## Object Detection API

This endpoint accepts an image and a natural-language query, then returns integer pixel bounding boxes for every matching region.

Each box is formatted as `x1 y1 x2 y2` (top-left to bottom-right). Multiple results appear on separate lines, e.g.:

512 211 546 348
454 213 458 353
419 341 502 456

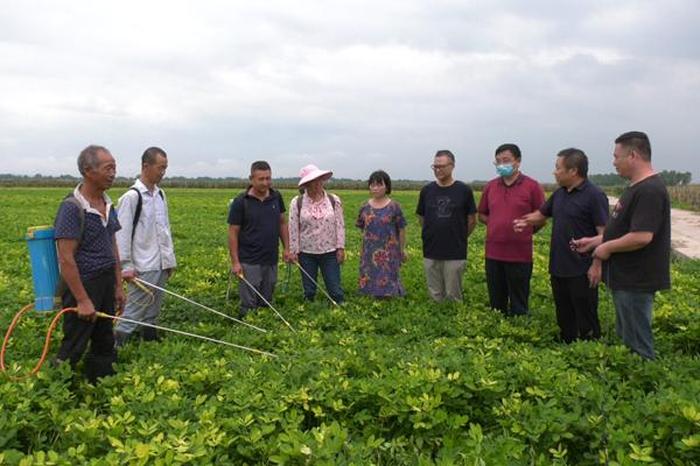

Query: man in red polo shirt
478 143 545 315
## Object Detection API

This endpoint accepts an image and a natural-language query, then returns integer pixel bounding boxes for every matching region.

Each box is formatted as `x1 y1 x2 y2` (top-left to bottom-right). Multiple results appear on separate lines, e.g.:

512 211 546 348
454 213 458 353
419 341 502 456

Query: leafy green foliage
1 187 698 465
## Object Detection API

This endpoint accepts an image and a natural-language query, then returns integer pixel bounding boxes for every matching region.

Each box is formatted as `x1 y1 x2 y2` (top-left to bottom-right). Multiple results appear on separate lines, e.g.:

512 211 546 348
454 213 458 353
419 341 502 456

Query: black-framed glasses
431 163 452 170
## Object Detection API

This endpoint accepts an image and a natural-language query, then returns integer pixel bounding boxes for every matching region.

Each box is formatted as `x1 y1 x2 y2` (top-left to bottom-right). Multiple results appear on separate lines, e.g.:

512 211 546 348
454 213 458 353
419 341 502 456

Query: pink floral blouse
289 192 345 254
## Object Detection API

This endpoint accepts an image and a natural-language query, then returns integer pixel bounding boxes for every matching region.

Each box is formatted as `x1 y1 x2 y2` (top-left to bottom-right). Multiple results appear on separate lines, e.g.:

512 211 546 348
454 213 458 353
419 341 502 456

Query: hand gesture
513 212 537 233
570 236 597 254
513 218 529 233
592 244 611 261
283 249 295 264
115 285 126 316
587 260 602 288
77 298 97 322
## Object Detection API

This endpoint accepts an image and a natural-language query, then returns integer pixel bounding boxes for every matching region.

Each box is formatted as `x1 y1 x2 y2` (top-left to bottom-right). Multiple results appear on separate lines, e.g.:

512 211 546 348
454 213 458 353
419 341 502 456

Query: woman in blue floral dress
356 170 407 297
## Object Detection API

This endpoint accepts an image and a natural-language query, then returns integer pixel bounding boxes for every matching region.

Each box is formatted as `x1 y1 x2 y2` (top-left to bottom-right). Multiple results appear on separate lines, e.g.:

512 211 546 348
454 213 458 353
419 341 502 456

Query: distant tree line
0 173 433 190
0 170 692 190
589 170 692 187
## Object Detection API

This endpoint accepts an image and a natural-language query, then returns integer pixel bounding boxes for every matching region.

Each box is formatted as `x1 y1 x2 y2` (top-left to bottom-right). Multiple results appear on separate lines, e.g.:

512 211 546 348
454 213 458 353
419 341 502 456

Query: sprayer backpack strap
54 194 86 299
296 192 337 218
296 191 337 235
62 194 86 246
129 187 165 240
232 191 251 227
54 193 116 300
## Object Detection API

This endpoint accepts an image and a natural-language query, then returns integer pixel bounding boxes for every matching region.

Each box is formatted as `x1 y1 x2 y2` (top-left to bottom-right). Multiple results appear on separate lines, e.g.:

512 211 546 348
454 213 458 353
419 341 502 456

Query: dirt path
609 197 700 260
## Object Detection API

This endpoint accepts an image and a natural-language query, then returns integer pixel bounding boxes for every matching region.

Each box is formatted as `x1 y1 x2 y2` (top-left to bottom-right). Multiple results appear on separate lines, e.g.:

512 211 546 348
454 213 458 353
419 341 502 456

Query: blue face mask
496 163 515 177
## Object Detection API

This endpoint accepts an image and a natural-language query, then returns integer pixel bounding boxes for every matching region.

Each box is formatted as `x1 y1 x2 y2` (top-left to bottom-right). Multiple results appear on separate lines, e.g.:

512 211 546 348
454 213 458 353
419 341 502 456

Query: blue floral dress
356 201 407 297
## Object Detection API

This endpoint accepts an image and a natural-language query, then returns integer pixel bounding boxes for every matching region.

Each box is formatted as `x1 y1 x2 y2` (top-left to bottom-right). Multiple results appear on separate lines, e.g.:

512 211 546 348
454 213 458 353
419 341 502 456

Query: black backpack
128 187 165 239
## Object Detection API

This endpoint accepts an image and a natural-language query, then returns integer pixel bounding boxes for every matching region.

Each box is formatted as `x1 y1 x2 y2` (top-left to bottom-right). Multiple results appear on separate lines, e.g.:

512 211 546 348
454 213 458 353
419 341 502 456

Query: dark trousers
57 269 117 383
485 259 532 315
551 275 601 343
298 251 344 303
238 263 278 316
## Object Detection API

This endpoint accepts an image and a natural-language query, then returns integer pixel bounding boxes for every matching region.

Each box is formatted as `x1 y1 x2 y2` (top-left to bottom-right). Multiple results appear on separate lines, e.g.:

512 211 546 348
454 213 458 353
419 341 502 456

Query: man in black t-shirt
573 132 670 360
416 150 477 301
228 161 292 318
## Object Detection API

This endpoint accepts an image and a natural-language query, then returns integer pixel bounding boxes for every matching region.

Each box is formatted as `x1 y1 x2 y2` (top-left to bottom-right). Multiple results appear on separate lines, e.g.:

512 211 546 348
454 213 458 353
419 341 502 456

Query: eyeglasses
431 164 453 170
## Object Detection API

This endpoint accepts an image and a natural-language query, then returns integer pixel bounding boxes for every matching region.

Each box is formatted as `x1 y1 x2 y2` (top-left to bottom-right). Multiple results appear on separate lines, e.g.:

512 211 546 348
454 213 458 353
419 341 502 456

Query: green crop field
1 187 699 465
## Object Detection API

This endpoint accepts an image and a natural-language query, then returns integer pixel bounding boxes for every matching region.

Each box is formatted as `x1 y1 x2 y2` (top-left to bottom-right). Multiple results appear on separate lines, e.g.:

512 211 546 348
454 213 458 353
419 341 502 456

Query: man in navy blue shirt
54 145 124 383
228 161 292 318
515 148 608 342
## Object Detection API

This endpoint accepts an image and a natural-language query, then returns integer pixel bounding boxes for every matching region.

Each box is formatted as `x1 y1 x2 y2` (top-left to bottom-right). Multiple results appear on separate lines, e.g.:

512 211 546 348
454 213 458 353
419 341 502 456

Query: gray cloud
0 0 698 183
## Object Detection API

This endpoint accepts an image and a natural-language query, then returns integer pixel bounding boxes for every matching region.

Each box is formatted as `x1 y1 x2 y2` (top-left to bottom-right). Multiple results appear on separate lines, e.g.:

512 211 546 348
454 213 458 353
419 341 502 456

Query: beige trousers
423 258 466 302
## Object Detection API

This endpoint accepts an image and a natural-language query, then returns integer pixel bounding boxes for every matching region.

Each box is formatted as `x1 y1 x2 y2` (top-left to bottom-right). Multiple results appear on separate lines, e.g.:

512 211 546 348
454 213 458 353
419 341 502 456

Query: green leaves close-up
1 187 698 465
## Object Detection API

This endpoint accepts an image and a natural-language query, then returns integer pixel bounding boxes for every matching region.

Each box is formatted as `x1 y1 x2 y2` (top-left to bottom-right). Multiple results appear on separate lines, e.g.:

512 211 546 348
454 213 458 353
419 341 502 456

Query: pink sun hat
298 164 333 187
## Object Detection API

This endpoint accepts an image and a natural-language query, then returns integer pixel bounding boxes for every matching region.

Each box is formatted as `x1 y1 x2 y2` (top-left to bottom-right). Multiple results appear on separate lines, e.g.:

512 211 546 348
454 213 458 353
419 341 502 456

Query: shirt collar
134 178 160 196
567 179 589 193
73 183 113 222
499 172 525 187
246 186 276 201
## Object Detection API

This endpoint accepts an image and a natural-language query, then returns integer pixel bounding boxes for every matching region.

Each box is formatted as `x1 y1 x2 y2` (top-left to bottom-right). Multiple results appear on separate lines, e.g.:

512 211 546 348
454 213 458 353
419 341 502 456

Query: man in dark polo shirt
478 143 545 316
573 132 670 360
228 161 291 318
54 145 124 383
416 150 477 302
514 148 609 342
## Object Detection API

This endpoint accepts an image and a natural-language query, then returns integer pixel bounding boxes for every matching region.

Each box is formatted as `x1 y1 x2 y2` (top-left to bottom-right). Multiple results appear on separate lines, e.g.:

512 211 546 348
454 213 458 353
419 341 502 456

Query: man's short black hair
615 131 651 161
250 160 271 173
495 143 521 160
368 170 392 194
434 150 455 164
142 147 167 165
557 148 588 178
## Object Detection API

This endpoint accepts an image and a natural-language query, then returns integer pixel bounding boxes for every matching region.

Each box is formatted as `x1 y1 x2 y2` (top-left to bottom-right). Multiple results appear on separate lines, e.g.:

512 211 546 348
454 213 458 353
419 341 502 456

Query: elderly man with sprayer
53 145 124 383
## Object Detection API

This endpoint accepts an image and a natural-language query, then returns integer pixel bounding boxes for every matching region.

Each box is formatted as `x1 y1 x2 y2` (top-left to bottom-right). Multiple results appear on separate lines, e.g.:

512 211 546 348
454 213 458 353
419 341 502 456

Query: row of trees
0 170 692 189
0 174 434 190
589 170 692 186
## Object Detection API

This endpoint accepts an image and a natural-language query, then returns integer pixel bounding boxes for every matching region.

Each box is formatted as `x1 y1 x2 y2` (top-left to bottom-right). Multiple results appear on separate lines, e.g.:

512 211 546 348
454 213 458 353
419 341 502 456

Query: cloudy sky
1 0 699 182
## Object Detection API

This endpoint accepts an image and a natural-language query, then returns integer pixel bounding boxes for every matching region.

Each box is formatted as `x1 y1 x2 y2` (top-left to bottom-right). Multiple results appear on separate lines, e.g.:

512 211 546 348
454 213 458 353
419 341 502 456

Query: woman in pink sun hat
289 164 345 303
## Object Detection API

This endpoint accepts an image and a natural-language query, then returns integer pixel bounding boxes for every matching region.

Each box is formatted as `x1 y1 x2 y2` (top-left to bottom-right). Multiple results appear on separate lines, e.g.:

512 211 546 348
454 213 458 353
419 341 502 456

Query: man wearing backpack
228 161 292 319
114 147 176 347
54 145 124 383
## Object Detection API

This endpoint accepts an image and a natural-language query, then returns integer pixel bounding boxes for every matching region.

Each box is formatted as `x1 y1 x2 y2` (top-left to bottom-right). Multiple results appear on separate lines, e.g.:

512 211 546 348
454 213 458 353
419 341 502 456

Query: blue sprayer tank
26 226 60 311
